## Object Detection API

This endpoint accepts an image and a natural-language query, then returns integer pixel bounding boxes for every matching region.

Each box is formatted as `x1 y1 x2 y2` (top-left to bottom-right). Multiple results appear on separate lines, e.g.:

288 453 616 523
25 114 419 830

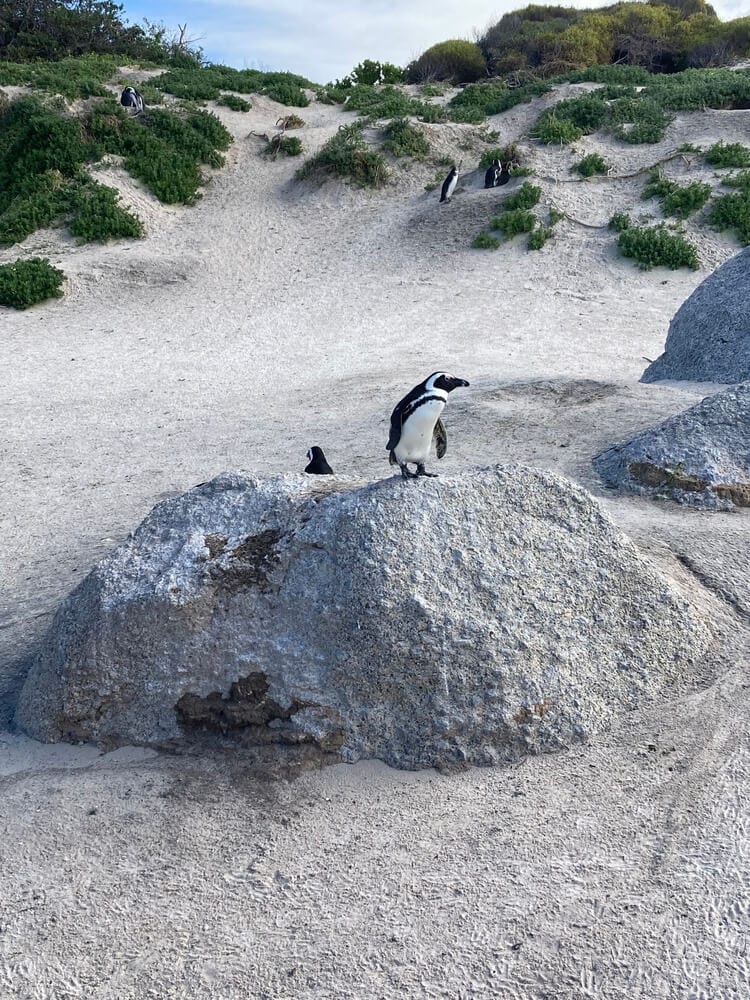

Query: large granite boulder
642 247 750 383
16 467 708 769
594 384 750 509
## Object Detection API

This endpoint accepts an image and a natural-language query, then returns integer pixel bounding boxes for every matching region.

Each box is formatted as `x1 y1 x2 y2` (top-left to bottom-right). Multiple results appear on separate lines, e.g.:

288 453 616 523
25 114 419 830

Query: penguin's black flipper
434 417 447 459
386 406 403 452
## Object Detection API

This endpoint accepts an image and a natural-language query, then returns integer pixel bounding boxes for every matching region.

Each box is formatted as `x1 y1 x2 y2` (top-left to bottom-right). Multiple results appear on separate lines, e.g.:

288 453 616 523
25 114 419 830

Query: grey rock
16 467 708 770
642 246 750 383
594 383 750 509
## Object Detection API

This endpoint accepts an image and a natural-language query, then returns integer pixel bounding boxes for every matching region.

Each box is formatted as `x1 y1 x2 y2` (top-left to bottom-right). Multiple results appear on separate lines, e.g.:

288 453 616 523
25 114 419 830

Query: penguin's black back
440 167 457 202
305 446 333 475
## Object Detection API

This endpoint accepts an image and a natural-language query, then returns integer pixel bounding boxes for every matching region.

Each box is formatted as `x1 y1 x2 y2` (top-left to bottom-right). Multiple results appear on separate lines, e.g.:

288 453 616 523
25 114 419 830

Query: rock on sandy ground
2 86 750 998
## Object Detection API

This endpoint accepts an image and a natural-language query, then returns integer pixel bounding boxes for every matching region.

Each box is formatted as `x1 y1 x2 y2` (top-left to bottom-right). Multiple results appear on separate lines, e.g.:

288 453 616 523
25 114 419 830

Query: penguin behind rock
305 446 334 475
386 372 470 479
440 165 458 203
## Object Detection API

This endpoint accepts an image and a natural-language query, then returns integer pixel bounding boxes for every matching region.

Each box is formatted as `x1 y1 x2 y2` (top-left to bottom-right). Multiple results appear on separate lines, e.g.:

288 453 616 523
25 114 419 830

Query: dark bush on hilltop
0 257 64 309
345 60 404 86
296 123 388 188
407 39 487 84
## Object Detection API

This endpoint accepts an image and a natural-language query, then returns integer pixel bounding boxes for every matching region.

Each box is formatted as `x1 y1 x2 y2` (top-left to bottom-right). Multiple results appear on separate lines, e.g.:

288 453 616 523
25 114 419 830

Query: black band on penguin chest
403 394 444 421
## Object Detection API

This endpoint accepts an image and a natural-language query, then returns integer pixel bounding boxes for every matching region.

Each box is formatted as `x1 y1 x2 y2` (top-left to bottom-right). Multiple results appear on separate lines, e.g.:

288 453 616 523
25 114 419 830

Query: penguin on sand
440 165 459 203
386 372 469 479
484 158 501 189
498 161 511 186
305 446 334 475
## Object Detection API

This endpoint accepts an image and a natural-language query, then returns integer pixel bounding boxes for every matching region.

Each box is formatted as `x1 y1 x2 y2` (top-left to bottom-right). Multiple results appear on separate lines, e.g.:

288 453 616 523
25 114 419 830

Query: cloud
129 0 750 83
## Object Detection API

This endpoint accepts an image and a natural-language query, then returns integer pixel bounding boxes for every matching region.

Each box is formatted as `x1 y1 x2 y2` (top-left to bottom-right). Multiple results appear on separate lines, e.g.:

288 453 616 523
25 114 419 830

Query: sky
122 0 750 84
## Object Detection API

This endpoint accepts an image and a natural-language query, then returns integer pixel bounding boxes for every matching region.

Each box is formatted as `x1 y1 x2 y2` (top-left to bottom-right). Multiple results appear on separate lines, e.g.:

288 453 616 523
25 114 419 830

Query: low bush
0 257 64 309
296 123 389 188
472 231 500 249
415 103 447 123
448 80 551 122
347 60 404 86
534 116 582 145
263 135 303 158
343 84 418 120
574 153 609 177
503 182 541 211
384 119 429 159
704 142 750 169
549 206 564 226
277 114 305 129
609 97 671 144
420 83 446 97
641 169 711 219
609 212 632 232
528 227 553 250
491 209 536 238
479 143 520 170
709 191 750 244
0 55 118 98
617 224 699 270
152 66 312 107
723 171 750 191
406 39 487 84
217 93 252 112
69 182 143 242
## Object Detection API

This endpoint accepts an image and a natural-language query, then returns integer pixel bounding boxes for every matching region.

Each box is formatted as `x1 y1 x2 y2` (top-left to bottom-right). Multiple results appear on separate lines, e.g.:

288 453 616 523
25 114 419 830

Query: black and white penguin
440 165 458 203
305 446 333 475
484 158 501 188
120 86 144 114
497 161 511 186
386 372 469 479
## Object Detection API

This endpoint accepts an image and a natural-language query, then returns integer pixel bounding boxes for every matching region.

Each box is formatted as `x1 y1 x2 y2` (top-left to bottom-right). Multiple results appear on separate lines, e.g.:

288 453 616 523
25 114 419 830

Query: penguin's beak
448 377 470 391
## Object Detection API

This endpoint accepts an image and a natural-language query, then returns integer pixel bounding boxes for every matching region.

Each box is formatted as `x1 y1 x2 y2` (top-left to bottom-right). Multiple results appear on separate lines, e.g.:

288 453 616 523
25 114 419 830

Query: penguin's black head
430 373 470 393
307 446 325 462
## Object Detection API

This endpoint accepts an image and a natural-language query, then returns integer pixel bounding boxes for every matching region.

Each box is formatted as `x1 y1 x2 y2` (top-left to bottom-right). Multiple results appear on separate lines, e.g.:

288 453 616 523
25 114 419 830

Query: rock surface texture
641 246 750 383
16 468 708 769
594 384 750 509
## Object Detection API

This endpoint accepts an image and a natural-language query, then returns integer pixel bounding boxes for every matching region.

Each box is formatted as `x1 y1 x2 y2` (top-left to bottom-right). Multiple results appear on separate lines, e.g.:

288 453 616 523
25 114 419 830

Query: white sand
1 88 749 997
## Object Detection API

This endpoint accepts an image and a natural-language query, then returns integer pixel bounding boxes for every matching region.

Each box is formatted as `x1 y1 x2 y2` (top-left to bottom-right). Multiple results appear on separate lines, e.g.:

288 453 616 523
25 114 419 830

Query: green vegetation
491 209 536 238
617 224 699 270
296 123 388 188
406 39 487 84
704 142 750 168
217 93 251 112
609 212 632 232
709 191 750 244
151 66 312 106
472 231 501 249
641 169 711 219
479 143 520 170
339 60 404 86
383 119 430 159
534 115 583 145
529 226 553 250
263 135 303 158
608 97 671 144
420 83 446 97
277 114 305 129
536 92 609 141
723 171 750 191
503 182 541 211
0 257 64 309
69 181 143 241
0 53 117 98
447 80 551 124
574 153 609 177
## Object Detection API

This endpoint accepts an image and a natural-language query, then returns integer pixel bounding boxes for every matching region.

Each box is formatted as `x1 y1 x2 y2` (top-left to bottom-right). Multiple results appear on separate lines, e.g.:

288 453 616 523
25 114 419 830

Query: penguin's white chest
395 398 445 463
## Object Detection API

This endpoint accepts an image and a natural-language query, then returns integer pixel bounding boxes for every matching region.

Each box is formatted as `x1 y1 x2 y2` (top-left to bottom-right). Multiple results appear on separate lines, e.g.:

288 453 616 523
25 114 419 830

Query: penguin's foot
416 464 438 478
399 464 418 480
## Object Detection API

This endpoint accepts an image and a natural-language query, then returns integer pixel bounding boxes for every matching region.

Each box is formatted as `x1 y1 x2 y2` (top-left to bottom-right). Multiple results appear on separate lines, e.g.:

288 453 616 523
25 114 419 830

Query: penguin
498 161 511 186
484 158 501 189
386 372 470 479
440 165 458 203
305 446 334 475
120 86 144 114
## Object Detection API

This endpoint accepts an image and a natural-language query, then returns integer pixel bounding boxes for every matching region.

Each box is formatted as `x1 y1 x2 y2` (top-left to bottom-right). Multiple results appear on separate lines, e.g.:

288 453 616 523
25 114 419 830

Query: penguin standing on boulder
484 158 501 189
305 446 334 475
440 165 458 203
386 372 470 479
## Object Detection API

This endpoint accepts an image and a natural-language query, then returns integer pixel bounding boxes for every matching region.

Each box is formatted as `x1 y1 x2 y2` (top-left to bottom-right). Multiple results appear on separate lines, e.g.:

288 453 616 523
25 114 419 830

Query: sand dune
1 86 749 997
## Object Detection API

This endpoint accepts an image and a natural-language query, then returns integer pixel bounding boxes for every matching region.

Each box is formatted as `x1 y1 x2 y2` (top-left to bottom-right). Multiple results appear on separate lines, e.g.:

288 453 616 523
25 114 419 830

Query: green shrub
709 191 750 244
723 171 750 191
574 153 609 177
704 142 750 168
529 227 553 250
472 231 500 249
407 39 487 84
264 135 303 157
344 84 418 120
383 119 429 159
277 114 305 129
641 169 711 219
420 83 446 97
448 80 550 122
347 60 404 86
559 66 653 86
0 257 64 309
644 69 750 113
0 55 118 99
314 85 348 104
609 97 671 144
296 123 388 188
546 92 608 132
503 182 541 211
491 209 536 238
534 116 582 145
479 143 520 170
0 173 71 245
152 66 312 107
549 206 564 226
617 225 699 270
415 103 447 123
217 93 252 112
609 212 632 232
138 85 165 107
69 182 143 242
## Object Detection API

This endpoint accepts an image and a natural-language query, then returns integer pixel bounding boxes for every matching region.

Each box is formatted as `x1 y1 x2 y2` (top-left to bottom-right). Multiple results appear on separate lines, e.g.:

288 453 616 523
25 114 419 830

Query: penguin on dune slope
440 165 459 203
305 446 334 475
484 158 501 189
386 372 469 479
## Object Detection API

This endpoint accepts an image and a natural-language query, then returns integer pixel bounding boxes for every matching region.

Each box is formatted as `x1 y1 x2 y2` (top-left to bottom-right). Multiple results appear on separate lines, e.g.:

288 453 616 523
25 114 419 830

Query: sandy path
1 89 750 997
